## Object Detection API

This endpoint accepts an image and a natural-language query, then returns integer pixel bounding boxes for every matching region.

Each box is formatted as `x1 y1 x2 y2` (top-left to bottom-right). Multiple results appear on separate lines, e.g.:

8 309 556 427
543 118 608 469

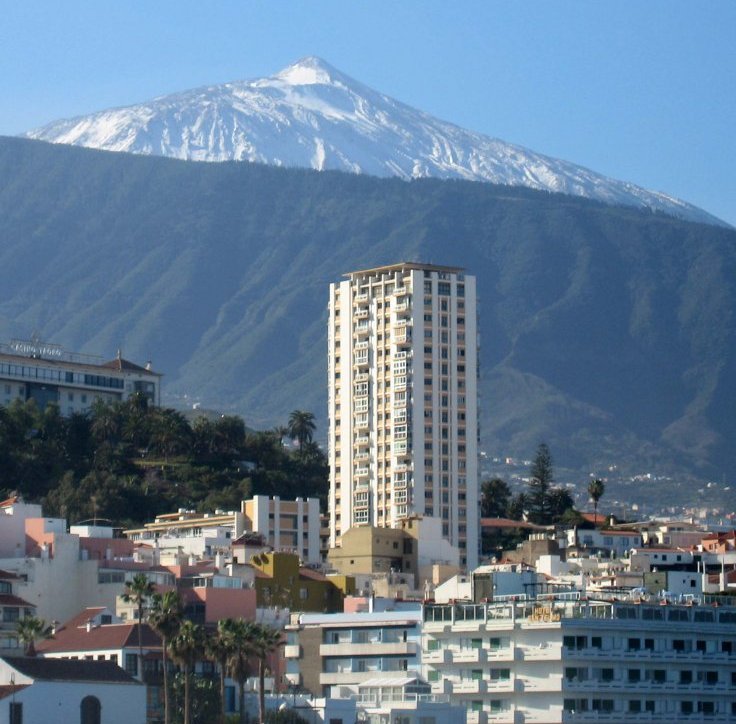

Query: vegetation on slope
0 395 327 527
1 137 736 489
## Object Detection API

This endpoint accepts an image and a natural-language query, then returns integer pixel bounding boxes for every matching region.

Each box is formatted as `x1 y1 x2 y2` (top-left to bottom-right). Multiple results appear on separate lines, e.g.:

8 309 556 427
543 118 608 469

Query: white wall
0 502 43 558
0 534 126 624
0 680 146 724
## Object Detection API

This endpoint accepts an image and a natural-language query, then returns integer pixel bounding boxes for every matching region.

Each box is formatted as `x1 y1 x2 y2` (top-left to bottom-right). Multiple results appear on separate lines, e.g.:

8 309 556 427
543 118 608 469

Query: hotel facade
0 338 160 414
328 263 479 569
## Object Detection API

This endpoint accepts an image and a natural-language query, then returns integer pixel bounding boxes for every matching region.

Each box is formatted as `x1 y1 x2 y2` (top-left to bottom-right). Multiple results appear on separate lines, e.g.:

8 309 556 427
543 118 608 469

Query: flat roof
345 261 465 279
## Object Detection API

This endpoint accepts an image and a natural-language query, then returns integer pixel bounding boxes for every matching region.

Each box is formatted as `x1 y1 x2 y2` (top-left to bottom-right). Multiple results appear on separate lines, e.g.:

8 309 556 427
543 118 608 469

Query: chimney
86 619 93 633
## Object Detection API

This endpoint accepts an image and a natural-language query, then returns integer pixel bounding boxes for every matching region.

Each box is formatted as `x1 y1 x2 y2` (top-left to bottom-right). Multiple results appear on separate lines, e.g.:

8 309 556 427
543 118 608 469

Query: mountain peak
22 58 726 227
272 56 341 86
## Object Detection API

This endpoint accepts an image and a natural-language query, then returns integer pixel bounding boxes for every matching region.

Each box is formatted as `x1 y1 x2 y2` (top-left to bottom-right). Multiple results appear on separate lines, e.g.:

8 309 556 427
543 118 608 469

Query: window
592 700 613 713
125 653 138 676
2 607 19 623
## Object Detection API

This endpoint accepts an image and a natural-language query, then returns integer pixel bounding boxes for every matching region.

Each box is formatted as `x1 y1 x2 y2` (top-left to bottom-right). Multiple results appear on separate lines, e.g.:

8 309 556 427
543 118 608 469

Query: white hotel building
0 338 160 414
422 596 736 723
328 263 479 569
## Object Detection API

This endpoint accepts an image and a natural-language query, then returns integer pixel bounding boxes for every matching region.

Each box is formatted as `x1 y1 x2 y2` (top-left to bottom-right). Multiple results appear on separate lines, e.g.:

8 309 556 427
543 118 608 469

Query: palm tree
588 479 606 524
226 619 258 724
251 624 284 724
272 425 289 446
148 591 184 724
168 620 206 724
149 408 192 463
206 618 236 724
16 615 52 656
122 573 155 680
286 410 316 451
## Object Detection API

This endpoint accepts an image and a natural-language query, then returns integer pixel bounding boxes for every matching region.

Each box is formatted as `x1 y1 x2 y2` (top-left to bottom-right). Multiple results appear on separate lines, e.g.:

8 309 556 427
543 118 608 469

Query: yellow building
249 552 353 613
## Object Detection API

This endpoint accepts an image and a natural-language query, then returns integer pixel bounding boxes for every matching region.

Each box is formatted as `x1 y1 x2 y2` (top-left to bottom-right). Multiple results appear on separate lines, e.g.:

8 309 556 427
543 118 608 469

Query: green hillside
1 136 735 497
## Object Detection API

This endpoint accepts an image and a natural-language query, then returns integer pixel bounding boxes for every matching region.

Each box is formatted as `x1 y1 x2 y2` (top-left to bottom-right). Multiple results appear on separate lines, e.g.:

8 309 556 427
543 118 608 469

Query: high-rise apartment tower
328 263 478 569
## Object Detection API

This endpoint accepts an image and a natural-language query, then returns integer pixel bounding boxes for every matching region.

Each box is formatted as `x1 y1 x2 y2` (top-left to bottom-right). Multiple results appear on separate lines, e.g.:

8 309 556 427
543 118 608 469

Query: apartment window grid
328 264 478 568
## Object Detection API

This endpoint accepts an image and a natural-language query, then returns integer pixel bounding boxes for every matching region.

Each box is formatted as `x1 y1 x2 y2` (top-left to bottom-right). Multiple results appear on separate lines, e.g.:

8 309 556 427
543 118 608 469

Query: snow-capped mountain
24 57 723 226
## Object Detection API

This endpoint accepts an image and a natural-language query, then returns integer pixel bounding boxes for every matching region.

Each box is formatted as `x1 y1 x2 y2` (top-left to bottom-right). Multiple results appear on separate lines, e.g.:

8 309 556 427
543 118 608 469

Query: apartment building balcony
423 649 451 664
450 679 487 695
354 293 369 303
394 350 409 360
353 358 369 369
355 308 369 319
469 712 517 724
354 451 370 462
393 286 407 296
394 331 410 344
449 648 487 664
354 372 369 383
355 418 369 429
563 647 733 663
393 319 411 329
564 678 731 694
516 675 563 693
354 467 370 478
284 644 301 659
319 641 417 657
518 644 562 661
394 301 409 312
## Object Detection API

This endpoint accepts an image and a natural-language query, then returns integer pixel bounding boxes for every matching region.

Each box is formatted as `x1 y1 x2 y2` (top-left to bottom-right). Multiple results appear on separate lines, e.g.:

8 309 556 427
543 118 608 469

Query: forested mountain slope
1 136 735 488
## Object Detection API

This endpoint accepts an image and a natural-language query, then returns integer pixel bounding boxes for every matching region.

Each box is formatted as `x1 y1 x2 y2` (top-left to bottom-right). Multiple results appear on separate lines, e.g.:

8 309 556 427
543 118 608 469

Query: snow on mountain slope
24 57 724 226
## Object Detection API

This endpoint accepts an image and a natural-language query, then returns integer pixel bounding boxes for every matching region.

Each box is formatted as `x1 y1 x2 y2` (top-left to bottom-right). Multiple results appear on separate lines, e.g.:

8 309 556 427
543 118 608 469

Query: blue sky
2 1 734 225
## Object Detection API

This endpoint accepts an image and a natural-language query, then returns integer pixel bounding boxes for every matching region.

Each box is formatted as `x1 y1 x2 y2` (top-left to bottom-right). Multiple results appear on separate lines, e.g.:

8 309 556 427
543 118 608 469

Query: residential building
249 552 353 613
566 529 642 559
285 605 424 697
37 607 162 721
242 496 322 565
0 570 36 655
328 262 479 569
329 518 461 589
124 508 247 552
0 655 146 724
0 515 163 624
422 595 736 723
0 337 160 413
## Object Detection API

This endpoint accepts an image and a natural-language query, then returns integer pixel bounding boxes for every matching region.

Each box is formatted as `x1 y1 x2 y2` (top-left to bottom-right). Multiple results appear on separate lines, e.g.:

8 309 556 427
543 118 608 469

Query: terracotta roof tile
0 594 35 608
37 622 161 654
0 684 29 700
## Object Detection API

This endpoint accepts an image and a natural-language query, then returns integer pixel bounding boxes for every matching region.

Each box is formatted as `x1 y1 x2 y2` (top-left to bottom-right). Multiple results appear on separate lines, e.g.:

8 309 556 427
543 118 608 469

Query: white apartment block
285 607 424 697
422 596 736 723
328 263 479 569
242 495 322 565
0 337 160 414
